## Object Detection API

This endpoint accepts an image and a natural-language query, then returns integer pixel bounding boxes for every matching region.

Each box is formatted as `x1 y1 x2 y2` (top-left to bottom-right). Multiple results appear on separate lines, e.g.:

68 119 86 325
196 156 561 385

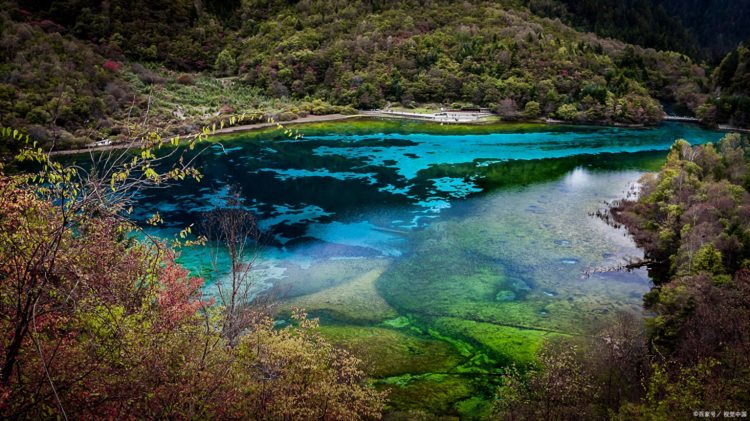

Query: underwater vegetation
127 119 727 416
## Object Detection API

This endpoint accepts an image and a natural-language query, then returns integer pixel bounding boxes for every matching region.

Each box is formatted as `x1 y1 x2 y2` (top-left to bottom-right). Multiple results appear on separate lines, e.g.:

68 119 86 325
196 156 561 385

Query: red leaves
0 173 382 419
103 59 121 72
36 19 65 33
156 254 208 330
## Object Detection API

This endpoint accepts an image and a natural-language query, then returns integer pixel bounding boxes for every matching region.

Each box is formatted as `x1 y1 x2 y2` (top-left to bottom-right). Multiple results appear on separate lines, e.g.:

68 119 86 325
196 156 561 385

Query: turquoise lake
132 118 727 417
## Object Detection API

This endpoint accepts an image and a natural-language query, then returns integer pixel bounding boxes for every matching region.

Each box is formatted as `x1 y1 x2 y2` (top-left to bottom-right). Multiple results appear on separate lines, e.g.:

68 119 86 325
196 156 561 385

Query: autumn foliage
102 59 121 73
0 173 385 419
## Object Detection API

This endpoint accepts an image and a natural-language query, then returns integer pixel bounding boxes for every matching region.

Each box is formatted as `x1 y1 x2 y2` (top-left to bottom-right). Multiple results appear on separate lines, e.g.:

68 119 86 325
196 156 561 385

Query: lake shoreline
50 112 729 156
126 121 727 417
50 113 361 156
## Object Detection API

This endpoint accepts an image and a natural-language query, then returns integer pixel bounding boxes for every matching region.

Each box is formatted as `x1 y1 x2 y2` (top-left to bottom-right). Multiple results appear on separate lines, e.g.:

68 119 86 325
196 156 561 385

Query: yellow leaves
228 309 385 419
13 145 47 164
166 168 180 181
146 212 163 226
178 224 192 239
144 168 159 183
183 235 207 247
1 127 28 146
110 170 129 191
116 222 129 235
171 224 206 247
47 171 62 185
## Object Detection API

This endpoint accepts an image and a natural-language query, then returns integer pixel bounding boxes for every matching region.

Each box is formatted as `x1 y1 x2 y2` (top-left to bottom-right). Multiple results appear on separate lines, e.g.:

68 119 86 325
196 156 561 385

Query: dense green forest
5 0 746 150
524 0 703 59
523 0 750 127
656 0 750 63
699 41 750 128
614 135 750 415
526 0 750 63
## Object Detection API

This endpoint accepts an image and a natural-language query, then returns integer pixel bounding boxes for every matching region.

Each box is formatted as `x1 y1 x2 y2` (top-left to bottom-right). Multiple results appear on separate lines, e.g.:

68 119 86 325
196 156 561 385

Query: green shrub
523 101 541 119
214 49 237 77
556 103 579 121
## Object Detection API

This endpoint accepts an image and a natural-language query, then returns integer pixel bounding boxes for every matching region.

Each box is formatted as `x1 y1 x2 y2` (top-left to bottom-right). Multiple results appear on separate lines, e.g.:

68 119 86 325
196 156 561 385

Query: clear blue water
128 118 728 415
134 120 723 276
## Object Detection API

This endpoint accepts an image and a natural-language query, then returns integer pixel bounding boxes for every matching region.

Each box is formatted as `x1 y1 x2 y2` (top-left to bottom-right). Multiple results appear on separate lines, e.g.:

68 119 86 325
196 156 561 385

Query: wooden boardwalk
663 115 700 122
364 109 493 123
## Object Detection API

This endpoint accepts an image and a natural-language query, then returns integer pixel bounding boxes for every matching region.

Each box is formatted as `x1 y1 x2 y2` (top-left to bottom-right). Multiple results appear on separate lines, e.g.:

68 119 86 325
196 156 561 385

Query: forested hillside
2 0 719 149
657 0 750 62
609 135 750 416
526 0 750 63
525 0 702 59
0 0 351 149
232 0 700 119
699 41 750 128
20 0 234 70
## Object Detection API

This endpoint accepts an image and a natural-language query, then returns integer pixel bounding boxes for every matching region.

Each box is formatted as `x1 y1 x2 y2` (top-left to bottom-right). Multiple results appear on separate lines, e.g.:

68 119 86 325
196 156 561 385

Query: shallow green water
133 118 726 417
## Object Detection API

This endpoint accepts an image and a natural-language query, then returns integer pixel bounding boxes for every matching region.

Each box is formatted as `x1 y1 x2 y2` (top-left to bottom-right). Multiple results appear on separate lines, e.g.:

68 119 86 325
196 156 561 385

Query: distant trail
718 124 750 133
215 113 360 134
49 113 361 156
662 115 700 122
362 109 494 123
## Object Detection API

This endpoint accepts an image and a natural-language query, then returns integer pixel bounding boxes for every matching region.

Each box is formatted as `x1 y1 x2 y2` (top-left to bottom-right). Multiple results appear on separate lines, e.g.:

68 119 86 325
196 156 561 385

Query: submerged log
582 257 656 278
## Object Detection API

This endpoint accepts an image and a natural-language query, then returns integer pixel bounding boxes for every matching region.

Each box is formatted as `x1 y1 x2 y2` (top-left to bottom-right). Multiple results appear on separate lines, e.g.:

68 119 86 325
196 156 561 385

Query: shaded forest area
526 0 750 63
699 42 750 128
